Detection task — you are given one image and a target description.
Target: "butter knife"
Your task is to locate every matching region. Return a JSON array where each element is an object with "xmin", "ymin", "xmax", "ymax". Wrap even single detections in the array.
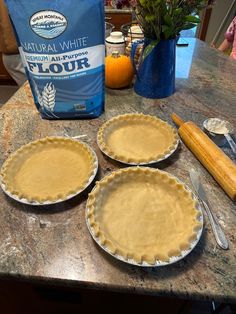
[{"xmin": 189, "ymin": 168, "xmax": 229, "ymax": 250}]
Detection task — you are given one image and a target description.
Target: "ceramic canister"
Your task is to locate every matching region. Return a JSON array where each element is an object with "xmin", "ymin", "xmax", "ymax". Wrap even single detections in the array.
[
  {"xmin": 106, "ymin": 31, "xmax": 125, "ymax": 56},
  {"xmin": 127, "ymin": 25, "xmax": 144, "ymax": 42}
]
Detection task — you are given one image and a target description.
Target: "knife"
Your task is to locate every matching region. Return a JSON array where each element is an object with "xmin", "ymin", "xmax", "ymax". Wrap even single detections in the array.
[{"xmin": 189, "ymin": 168, "xmax": 229, "ymax": 250}]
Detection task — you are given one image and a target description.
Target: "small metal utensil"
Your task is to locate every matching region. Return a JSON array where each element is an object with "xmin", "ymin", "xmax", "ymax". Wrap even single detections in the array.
[
  {"xmin": 203, "ymin": 118, "xmax": 236, "ymax": 156},
  {"xmin": 189, "ymin": 168, "xmax": 229, "ymax": 250},
  {"xmin": 64, "ymin": 133, "xmax": 89, "ymax": 140},
  {"xmin": 224, "ymin": 133, "xmax": 236, "ymax": 155}
]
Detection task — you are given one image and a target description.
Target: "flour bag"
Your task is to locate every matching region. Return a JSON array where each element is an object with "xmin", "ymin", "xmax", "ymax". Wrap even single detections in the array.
[{"xmin": 5, "ymin": 0, "xmax": 105, "ymax": 119}]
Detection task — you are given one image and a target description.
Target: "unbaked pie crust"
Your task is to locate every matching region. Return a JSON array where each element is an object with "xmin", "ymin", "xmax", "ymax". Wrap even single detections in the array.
[
  {"xmin": 87, "ymin": 167, "xmax": 202, "ymax": 265},
  {"xmin": 0, "ymin": 137, "xmax": 97, "ymax": 203},
  {"xmin": 97, "ymin": 113, "xmax": 178, "ymax": 164}
]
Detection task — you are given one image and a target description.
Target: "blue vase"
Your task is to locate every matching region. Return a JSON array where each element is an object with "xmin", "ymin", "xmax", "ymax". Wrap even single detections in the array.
[{"xmin": 131, "ymin": 38, "xmax": 176, "ymax": 99}]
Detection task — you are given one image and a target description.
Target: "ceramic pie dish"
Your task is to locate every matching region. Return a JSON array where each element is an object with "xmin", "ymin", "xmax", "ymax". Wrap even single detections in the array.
[
  {"xmin": 97, "ymin": 113, "xmax": 179, "ymax": 165},
  {"xmin": 0, "ymin": 137, "xmax": 98, "ymax": 205},
  {"xmin": 86, "ymin": 167, "xmax": 203, "ymax": 266}
]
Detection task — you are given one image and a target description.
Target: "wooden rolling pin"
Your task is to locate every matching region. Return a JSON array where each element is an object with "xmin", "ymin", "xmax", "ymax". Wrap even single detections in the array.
[{"xmin": 172, "ymin": 113, "xmax": 236, "ymax": 201}]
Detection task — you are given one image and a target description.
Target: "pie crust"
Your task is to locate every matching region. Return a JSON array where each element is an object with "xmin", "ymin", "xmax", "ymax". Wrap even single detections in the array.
[
  {"xmin": 0, "ymin": 137, "xmax": 97, "ymax": 204},
  {"xmin": 87, "ymin": 167, "xmax": 202, "ymax": 265},
  {"xmin": 97, "ymin": 113, "xmax": 179, "ymax": 164}
]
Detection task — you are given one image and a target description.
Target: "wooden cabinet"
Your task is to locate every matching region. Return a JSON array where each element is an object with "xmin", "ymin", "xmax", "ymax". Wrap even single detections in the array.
[
  {"xmin": 0, "ymin": 53, "xmax": 16, "ymax": 85},
  {"xmin": 105, "ymin": 12, "xmax": 132, "ymax": 31}
]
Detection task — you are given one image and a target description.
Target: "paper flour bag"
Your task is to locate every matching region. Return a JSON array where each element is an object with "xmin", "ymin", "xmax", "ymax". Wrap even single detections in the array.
[{"xmin": 5, "ymin": 0, "xmax": 105, "ymax": 119}]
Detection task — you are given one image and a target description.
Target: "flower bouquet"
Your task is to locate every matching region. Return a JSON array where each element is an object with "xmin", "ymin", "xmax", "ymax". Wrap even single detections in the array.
[
  {"xmin": 115, "ymin": 0, "xmax": 207, "ymax": 57},
  {"xmin": 113, "ymin": 0, "xmax": 208, "ymax": 99}
]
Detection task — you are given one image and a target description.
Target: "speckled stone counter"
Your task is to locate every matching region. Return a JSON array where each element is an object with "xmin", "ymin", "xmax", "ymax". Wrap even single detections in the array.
[{"xmin": 0, "ymin": 39, "xmax": 235, "ymax": 303}]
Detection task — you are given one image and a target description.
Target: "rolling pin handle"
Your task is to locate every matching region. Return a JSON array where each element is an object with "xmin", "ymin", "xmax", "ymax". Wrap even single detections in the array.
[{"xmin": 171, "ymin": 113, "xmax": 185, "ymax": 127}]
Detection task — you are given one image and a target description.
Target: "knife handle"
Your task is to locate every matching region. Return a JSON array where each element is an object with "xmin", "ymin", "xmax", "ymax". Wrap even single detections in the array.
[
  {"xmin": 224, "ymin": 133, "xmax": 236, "ymax": 156},
  {"xmin": 202, "ymin": 200, "xmax": 229, "ymax": 250}
]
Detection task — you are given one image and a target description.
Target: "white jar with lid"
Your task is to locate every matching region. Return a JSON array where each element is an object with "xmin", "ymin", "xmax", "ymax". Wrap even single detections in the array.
[{"xmin": 105, "ymin": 31, "xmax": 125, "ymax": 56}]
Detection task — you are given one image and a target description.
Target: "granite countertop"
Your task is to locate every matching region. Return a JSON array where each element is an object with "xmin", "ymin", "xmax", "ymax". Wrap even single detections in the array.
[{"xmin": 0, "ymin": 39, "xmax": 235, "ymax": 303}]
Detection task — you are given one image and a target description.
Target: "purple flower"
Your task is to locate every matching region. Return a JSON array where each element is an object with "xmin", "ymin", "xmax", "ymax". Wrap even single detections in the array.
[{"xmin": 115, "ymin": 0, "xmax": 137, "ymax": 9}]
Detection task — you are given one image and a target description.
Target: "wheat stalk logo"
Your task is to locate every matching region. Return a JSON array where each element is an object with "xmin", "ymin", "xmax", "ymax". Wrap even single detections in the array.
[
  {"xmin": 33, "ymin": 81, "xmax": 59, "ymax": 118},
  {"xmin": 42, "ymin": 83, "xmax": 56, "ymax": 111}
]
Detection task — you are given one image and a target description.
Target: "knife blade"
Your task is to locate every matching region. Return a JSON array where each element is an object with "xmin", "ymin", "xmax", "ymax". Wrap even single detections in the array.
[
  {"xmin": 189, "ymin": 168, "xmax": 229, "ymax": 250},
  {"xmin": 190, "ymin": 169, "xmax": 209, "ymax": 202}
]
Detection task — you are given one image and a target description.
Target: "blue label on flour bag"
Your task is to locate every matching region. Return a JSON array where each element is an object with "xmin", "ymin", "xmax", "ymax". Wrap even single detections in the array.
[{"xmin": 5, "ymin": 0, "xmax": 105, "ymax": 119}]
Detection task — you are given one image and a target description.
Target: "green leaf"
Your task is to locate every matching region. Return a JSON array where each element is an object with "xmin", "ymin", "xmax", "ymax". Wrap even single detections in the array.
[
  {"xmin": 173, "ymin": 8, "xmax": 183, "ymax": 15},
  {"xmin": 153, "ymin": 0, "xmax": 162, "ymax": 6},
  {"xmin": 139, "ymin": 0, "xmax": 148, "ymax": 8},
  {"xmin": 185, "ymin": 15, "xmax": 201, "ymax": 24},
  {"xmin": 183, "ymin": 23, "xmax": 197, "ymax": 30},
  {"xmin": 164, "ymin": 14, "xmax": 173, "ymax": 26},
  {"xmin": 142, "ymin": 40, "xmax": 159, "ymax": 60},
  {"xmin": 145, "ymin": 14, "xmax": 155, "ymax": 23},
  {"xmin": 162, "ymin": 25, "xmax": 172, "ymax": 39}
]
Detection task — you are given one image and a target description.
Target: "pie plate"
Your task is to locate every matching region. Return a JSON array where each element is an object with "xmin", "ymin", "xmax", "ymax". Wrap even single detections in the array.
[
  {"xmin": 97, "ymin": 113, "xmax": 179, "ymax": 165},
  {"xmin": 86, "ymin": 167, "xmax": 204, "ymax": 267},
  {"xmin": 0, "ymin": 137, "xmax": 98, "ymax": 206}
]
